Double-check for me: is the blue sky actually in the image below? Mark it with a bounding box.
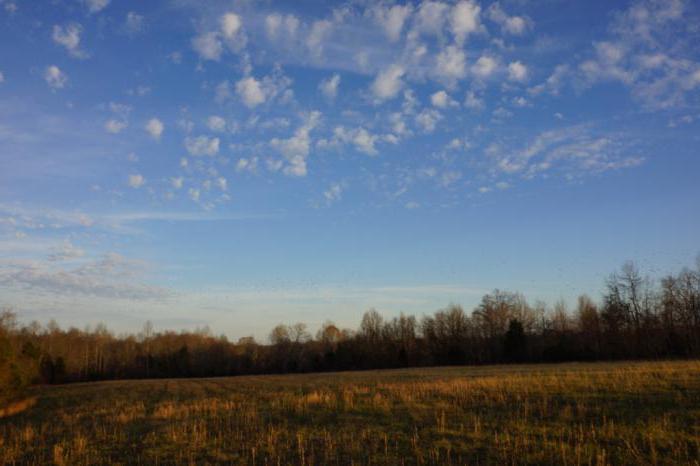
[0,0,699,339]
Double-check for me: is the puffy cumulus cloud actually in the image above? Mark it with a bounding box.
[508,61,528,82]
[319,73,341,99]
[52,23,87,58]
[389,112,412,138]
[270,111,321,176]
[431,90,448,108]
[192,11,246,61]
[472,55,498,79]
[264,13,300,40]
[83,0,109,13]
[371,64,405,101]
[128,174,145,188]
[450,1,482,45]
[220,12,247,51]
[412,1,450,37]
[230,68,292,108]
[104,119,127,134]
[415,108,443,133]
[44,65,67,89]
[184,135,220,156]
[487,2,532,35]
[207,115,227,132]
[435,45,467,85]
[192,31,223,61]
[372,4,413,42]
[220,12,242,39]
[327,126,382,156]
[575,0,699,109]
[235,76,266,108]
[464,90,484,110]
[430,90,457,108]
[145,118,164,139]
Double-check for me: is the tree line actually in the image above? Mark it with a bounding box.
[2,259,699,404]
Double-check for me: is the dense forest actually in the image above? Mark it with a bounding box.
[2,259,699,404]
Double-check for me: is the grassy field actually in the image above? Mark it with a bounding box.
[1,361,699,465]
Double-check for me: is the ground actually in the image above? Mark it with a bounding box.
[1,361,699,465]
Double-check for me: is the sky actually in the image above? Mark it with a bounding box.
[0,0,699,340]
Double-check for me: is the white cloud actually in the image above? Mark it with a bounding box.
[220,12,242,39]
[413,1,450,36]
[216,177,228,191]
[188,188,200,202]
[0,71,4,84]
[192,32,223,61]
[431,90,447,108]
[145,118,164,139]
[373,4,413,42]
[265,14,299,40]
[128,174,145,188]
[207,116,226,132]
[528,64,569,96]
[306,20,333,58]
[236,157,259,173]
[450,1,482,45]
[430,90,455,108]
[323,183,343,205]
[371,64,405,101]
[330,127,380,155]
[44,65,67,89]
[171,177,184,189]
[235,76,266,108]
[83,0,109,14]
[125,12,145,35]
[508,61,528,82]
[435,45,467,84]
[574,0,696,109]
[0,253,169,300]
[512,96,528,107]
[489,126,644,179]
[52,23,86,58]
[270,111,321,176]
[464,90,484,110]
[184,135,220,156]
[415,109,443,133]
[487,2,532,35]
[472,55,498,78]
[105,119,127,134]
[265,14,282,39]
[319,73,341,99]
[219,12,246,52]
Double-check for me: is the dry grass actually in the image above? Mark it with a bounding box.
[1,361,699,465]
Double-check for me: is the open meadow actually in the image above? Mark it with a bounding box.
[1,360,699,465]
